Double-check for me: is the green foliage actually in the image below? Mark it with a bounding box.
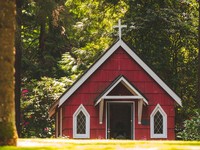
[21,77,72,138]
[62,0,128,75]
[20,0,128,137]
[177,109,200,140]
[124,0,198,124]
[21,0,70,79]
[21,0,128,79]
[19,0,199,138]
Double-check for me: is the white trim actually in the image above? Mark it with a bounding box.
[106,101,135,140]
[104,95,143,99]
[59,108,62,137]
[56,112,58,138]
[99,99,104,124]
[59,41,121,107]
[150,104,167,138]
[121,42,182,106]
[95,76,148,106]
[58,39,182,107]
[138,99,143,124]
[73,104,90,138]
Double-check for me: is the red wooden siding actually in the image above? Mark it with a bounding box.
[61,47,175,140]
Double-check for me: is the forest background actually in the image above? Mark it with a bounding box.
[15,0,199,139]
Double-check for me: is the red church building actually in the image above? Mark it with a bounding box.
[49,38,182,140]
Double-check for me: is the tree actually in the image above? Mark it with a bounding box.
[0,0,18,146]
[198,0,200,108]
[124,0,198,124]
[15,0,22,137]
[18,0,198,138]
[19,0,127,137]
[21,0,71,80]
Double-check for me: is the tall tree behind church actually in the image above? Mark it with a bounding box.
[124,0,198,119]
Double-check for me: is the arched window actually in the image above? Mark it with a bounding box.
[73,104,90,138]
[150,104,167,138]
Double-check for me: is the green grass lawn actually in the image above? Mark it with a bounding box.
[0,139,200,150]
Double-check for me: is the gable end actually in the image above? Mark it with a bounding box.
[94,75,148,106]
[57,39,182,109]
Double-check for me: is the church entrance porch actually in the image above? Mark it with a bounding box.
[106,102,135,139]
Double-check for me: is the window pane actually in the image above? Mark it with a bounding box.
[77,111,86,134]
[154,111,163,134]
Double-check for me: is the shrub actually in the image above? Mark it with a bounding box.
[177,109,200,140]
[21,77,71,138]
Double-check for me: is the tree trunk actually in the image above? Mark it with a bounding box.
[198,50,200,107]
[39,21,46,63]
[15,0,22,137]
[0,0,18,146]
[198,0,200,108]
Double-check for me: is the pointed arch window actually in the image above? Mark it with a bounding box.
[150,104,167,138]
[73,104,90,138]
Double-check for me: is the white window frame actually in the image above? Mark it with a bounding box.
[150,104,167,138]
[73,104,90,138]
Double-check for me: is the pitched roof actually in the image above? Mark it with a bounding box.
[58,39,182,108]
[94,75,148,106]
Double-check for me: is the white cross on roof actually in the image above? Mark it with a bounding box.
[113,19,127,40]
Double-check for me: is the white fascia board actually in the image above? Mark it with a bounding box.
[58,40,122,107]
[58,39,182,107]
[121,77,148,104]
[104,96,143,99]
[120,42,182,107]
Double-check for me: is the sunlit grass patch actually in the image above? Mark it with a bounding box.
[0,139,200,150]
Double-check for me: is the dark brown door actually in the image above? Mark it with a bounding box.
[107,102,133,139]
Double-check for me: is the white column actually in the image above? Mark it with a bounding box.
[99,99,104,124]
[138,99,143,124]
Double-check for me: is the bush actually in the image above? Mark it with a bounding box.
[177,109,200,140]
[21,77,71,138]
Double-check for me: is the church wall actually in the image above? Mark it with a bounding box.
[61,47,175,140]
